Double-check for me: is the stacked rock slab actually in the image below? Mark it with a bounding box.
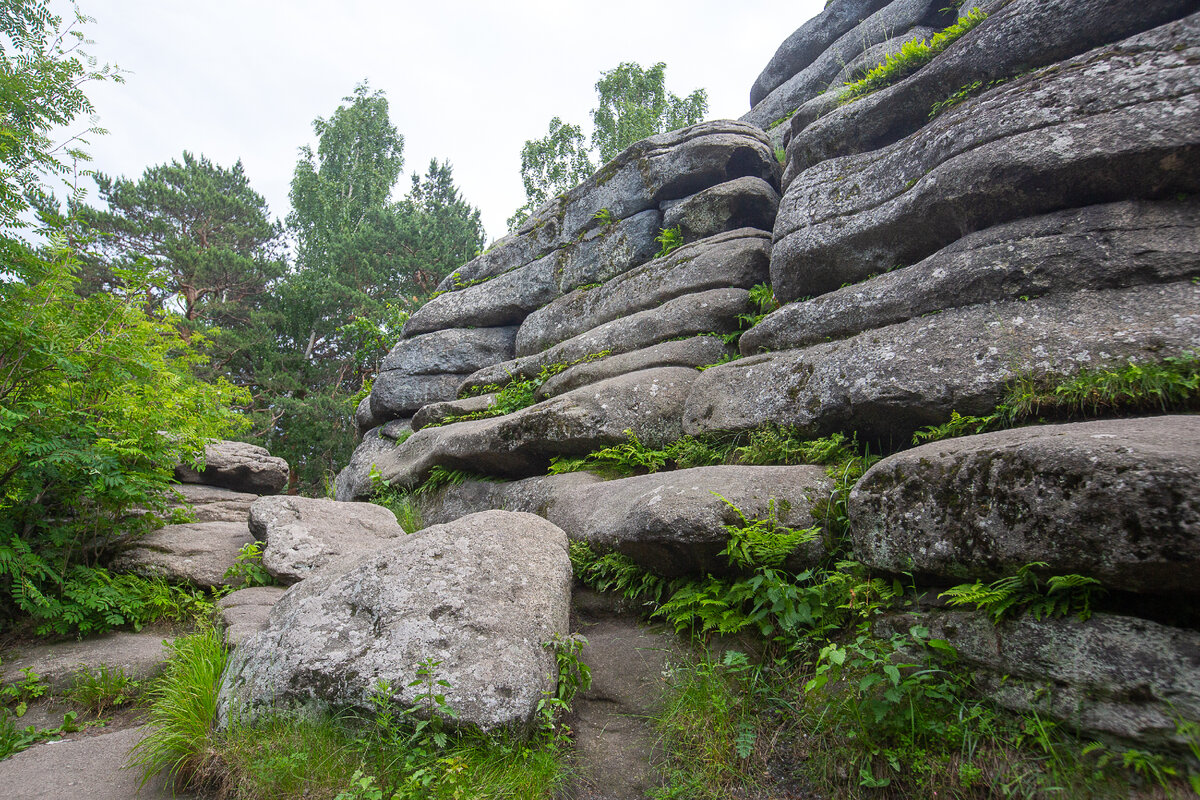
[113,440,289,588]
[336,120,781,501]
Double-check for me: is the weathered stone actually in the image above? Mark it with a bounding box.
[750,0,893,107]
[248,495,405,584]
[415,473,603,528]
[773,15,1200,302]
[552,466,833,577]
[355,395,382,437]
[560,121,781,237]
[743,200,1200,353]
[744,0,947,130]
[412,393,498,431]
[685,281,1200,442]
[827,25,939,89]
[660,178,780,243]
[174,439,288,495]
[217,586,287,647]
[516,231,769,357]
[463,288,753,396]
[876,611,1200,750]
[332,428,404,507]
[536,337,733,400]
[404,251,561,336]
[0,632,173,692]
[169,483,258,524]
[216,511,572,732]
[338,368,699,498]
[561,209,662,291]
[436,203,565,290]
[111,521,253,588]
[369,372,465,421]
[788,0,1198,171]
[380,327,517,374]
[849,416,1200,594]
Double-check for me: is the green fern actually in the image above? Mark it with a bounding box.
[654,226,685,259]
[940,563,1104,623]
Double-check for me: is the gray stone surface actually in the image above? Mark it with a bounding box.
[248,496,404,584]
[174,439,288,495]
[516,230,769,357]
[660,178,779,244]
[0,726,193,800]
[787,0,1198,172]
[369,371,465,421]
[415,473,604,528]
[750,0,893,107]
[168,483,258,524]
[412,393,498,431]
[437,203,565,290]
[561,209,662,291]
[876,611,1200,750]
[217,586,287,647]
[462,288,752,397]
[828,25,939,89]
[684,281,1200,442]
[405,251,561,336]
[338,368,699,498]
[559,121,780,237]
[743,200,1200,353]
[536,337,733,400]
[355,395,382,438]
[1,632,173,692]
[111,521,254,588]
[850,416,1200,594]
[773,14,1200,302]
[744,0,947,129]
[380,326,517,374]
[332,427,408,505]
[217,511,572,732]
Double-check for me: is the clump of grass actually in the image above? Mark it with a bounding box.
[839,9,987,104]
[128,625,228,789]
[66,664,140,716]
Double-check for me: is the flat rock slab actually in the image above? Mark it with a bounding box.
[1,631,173,692]
[743,199,1200,354]
[462,288,751,397]
[0,726,194,800]
[380,326,517,375]
[217,511,572,732]
[412,393,498,431]
[217,586,287,647]
[850,416,1200,594]
[248,495,404,584]
[567,615,676,800]
[404,251,561,335]
[877,611,1200,750]
[174,439,288,495]
[339,367,699,498]
[773,14,1200,302]
[685,281,1200,444]
[168,483,258,524]
[516,229,769,357]
[536,337,733,401]
[111,521,254,589]
[369,371,466,421]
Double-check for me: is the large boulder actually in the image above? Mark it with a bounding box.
[111,521,254,589]
[379,327,518,375]
[749,0,893,107]
[369,372,465,421]
[772,15,1200,302]
[404,252,561,336]
[560,209,662,291]
[516,230,769,357]
[339,368,699,498]
[786,0,1198,171]
[684,281,1200,442]
[248,495,405,584]
[742,200,1200,354]
[174,440,288,495]
[849,416,1200,594]
[462,288,752,396]
[216,511,572,732]
[877,611,1200,750]
[168,483,259,524]
[660,178,780,243]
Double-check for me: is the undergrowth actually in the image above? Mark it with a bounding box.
[449,351,612,416]
[839,9,987,104]
[913,354,1200,444]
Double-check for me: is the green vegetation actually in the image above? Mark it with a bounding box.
[442,350,612,424]
[928,76,1009,119]
[739,282,779,330]
[592,207,615,226]
[913,354,1200,444]
[509,62,707,230]
[654,226,685,259]
[65,663,140,716]
[839,9,988,105]
[941,562,1105,623]
[222,542,275,589]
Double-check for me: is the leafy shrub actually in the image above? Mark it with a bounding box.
[223,542,274,589]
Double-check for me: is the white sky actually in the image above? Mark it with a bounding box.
[63,1,823,241]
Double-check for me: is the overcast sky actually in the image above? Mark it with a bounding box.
[63,1,823,241]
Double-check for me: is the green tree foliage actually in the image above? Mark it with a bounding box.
[510,61,707,231]
[591,61,708,162]
[0,2,246,634]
